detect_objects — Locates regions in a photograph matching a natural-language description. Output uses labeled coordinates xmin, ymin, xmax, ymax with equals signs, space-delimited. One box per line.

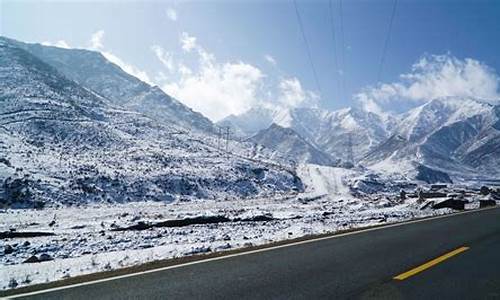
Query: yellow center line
xmin=394 ymin=246 xmax=470 ymax=280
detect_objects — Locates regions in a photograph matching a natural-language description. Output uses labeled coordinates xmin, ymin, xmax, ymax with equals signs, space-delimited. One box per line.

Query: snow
xmin=249 ymin=124 xmax=338 ymax=166
xmin=220 ymin=105 xmax=393 ymax=163
xmin=297 ymin=164 xmax=351 ymax=196
xmin=0 ymin=164 xmax=458 ymax=290
xmin=0 ymin=38 xmax=303 ymax=208
xmin=1 ymin=35 xmax=499 ymax=292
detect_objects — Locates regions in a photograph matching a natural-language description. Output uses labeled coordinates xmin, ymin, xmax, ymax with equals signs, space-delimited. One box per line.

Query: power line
xmin=328 ymin=0 xmax=341 ymax=104
xmin=338 ymin=0 xmax=347 ymax=100
xmin=292 ymin=0 xmax=322 ymax=94
xmin=377 ymin=0 xmax=398 ymax=83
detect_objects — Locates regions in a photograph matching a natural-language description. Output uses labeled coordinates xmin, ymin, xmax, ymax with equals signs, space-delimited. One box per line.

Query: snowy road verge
xmin=0 ymin=198 xmax=453 ymax=291
xmin=1 ymin=164 xmax=459 ymax=291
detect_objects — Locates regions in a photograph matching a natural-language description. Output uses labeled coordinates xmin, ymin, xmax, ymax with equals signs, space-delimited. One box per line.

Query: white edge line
xmin=7 ymin=206 xmax=497 ymax=298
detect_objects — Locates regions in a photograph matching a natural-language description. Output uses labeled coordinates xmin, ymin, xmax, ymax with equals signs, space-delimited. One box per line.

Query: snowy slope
xmin=363 ymin=97 xmax=500 ymax=181
xmin=221 ymin=96 xmax=500 ymax=182
xmin=8 ymin=37 xmax=215 ymax=133
xmin=248 ymin=123 xmax=339 ymax=166
xmin=220 ymin=105 xmax=395 ymax=162
xmin=0 ymin=37 xmax=303 ymax=208
xmin=297 ymin=164 xmax=352 ymax=196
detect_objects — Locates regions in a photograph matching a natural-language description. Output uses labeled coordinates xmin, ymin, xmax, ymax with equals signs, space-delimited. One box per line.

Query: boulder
xmin=480 ymin=186 xmax=491 ymax=195
xmin=4 ymin=244 xmax=14 ymax=255
xmin=23 ymin=255 xmax=39 ymax=263
xmin=479 ymin=199 xmax=496 ymax=208
xmin=416 ymin=165 xmax=452 ymax=184
xmin=432 ymin=199 xmax=465 ymax=210
xmin=39 ymin=253 xmax=54 ymax=262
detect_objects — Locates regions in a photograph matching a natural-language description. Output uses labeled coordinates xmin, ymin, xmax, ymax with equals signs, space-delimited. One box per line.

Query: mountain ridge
xmin=248 ymin=123 xmax=339 ymax=167
xmin=0 ymin=37 xmax=303 ymax=208
xmin=4 ymin=37 xmax=216 ymax=133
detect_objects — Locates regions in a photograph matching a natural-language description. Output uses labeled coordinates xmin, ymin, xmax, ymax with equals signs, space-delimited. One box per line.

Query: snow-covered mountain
xmin=363 ymin=97 xmax=500 ymax=181
xmin=220 ymin=96 xmax=500 ymax=182
xmin=248 ymin=123 xmax=339 ymax=166
xmin=8 ymin=37 xmax=215 ymax=133
xmin=0 ymin=37 xmax=303 ymax=208
xmin=219 ymin=105 xmax=395 ymax=163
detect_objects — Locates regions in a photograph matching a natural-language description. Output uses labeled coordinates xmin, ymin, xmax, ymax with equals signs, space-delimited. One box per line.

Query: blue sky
xmin=2 ymin=0 xmax=500 ymax=120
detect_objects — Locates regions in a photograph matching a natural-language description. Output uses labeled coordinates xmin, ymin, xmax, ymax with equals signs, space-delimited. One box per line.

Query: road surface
xmin=7 ymin=207 xmax=500 ymax=299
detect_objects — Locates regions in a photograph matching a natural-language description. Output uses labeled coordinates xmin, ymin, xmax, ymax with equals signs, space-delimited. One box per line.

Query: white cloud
xmin=180 ymin=32 xmax=197 ymax=52
xmin=356 ymin=54 xmax=500 ymax=112
xmin=151 ymin=45 xmax=174 ymax=72
xmin=89 ymin=30 xmax=105 ymax=50
xmin=41 ymin=40 xmax=71 ymax=49
xmin=164 ymin=61 xmax=264 ymax=122
xmin=178 ymin=63 xmax=193 ymax=77
xmin=278 ymin=77 xmax=318 ymax=108
xmin=156 ymin=32 xmax=267 ymax=121
xmin=156 ymin=32 xmax=319 ymax=121
xmin=166 ymin=8 xmax=178 ymax=21
xmin=264 ymin=54 xmax=277 ymax=66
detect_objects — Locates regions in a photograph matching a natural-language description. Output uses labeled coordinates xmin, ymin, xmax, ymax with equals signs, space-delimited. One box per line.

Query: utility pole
xmin=216 ymin=126 xmax=221 ymax=150
xmin=347 ymin=133 xmax=354 ymax=165
xmin=225 ymin=126 xmax=230 ymax=157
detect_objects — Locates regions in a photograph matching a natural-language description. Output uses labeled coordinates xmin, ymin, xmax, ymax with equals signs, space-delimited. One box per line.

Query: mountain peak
xmin=249 ymin=123 xmax=339 ymax=166
xmin=9 ymin=37 xmax=215 ymax=133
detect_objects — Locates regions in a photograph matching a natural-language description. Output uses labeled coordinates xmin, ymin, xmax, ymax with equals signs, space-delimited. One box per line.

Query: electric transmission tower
xmin=225 ymin=126 xmax=231 ymax=157
xmin=347 ymin=133 xmax=354 ymax=164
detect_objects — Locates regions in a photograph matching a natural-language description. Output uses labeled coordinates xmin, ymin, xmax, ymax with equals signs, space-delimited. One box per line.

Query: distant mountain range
xmin=363 ymin=97 xmax=500 ymax=180
xmin=248 ymin=123 xmax=339 ymax=167
xmin=1 ymin=35 xmax=499 ymax=209
xmin=219 ymin=105 xmax=395 ymax=163
xmin=220 ymin=98 xmax=500 ymax=183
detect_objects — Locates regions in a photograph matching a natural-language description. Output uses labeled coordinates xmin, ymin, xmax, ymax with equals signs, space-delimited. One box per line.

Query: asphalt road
xmin=8 ymin=207 xmax=500 ymax=300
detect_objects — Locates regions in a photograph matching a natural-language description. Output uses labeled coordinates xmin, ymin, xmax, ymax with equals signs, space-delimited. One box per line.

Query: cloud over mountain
xmin=357 ymin=54 xmax=500 ymax=113
xmin=157 ymin=32 xmax=319 ymax=121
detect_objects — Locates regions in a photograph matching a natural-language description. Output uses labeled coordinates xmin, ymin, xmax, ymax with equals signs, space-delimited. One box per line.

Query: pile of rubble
xmin=399 ymin=184 xmax=500 ymax=211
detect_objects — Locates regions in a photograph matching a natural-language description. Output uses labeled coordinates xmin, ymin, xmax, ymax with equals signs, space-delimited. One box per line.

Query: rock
xmin=415 ymin=165 xmax=452 ymax=184
xmin=480 ymin=186 xmax=491 ymax=195
xmin=24 ymin=255 xmax=39 ymax=263
xmin=22 ymin=275 xmax=32 ymax=284
xmin=39 ymin=253 xmax=54 ymax=262
xmin=8 ymin=278 xmax=18 ymax=289
xmin=479 ymin=199 xmax=496 ymax=208
xmin=432 ymin=199 xmax=465 ymax=210
xmin=217 ymin=243 xmax=232 ymax=250
xmin=222 ymin=234 xmax=231 ymax=241
xmin=4 ymin=244 xmax=14 ymax=255
xmin=23 ymin=241 xmax=30 ymax=247
xmin=70 ymin=225 xmax=86 ymax=229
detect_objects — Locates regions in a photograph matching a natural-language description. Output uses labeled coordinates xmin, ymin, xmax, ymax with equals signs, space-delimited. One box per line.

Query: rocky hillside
xmin=0 ymin=37 xmax=303 ymax=208
xmin=219 ymin=105 xmax=395 ymax=163
xmin=248 ymin=123 xmax=339 ymax=166
xmin=9 ymin=37 xmax=216 ymax=133
xmin=363 ymin=97 xmax=500 ymax=181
